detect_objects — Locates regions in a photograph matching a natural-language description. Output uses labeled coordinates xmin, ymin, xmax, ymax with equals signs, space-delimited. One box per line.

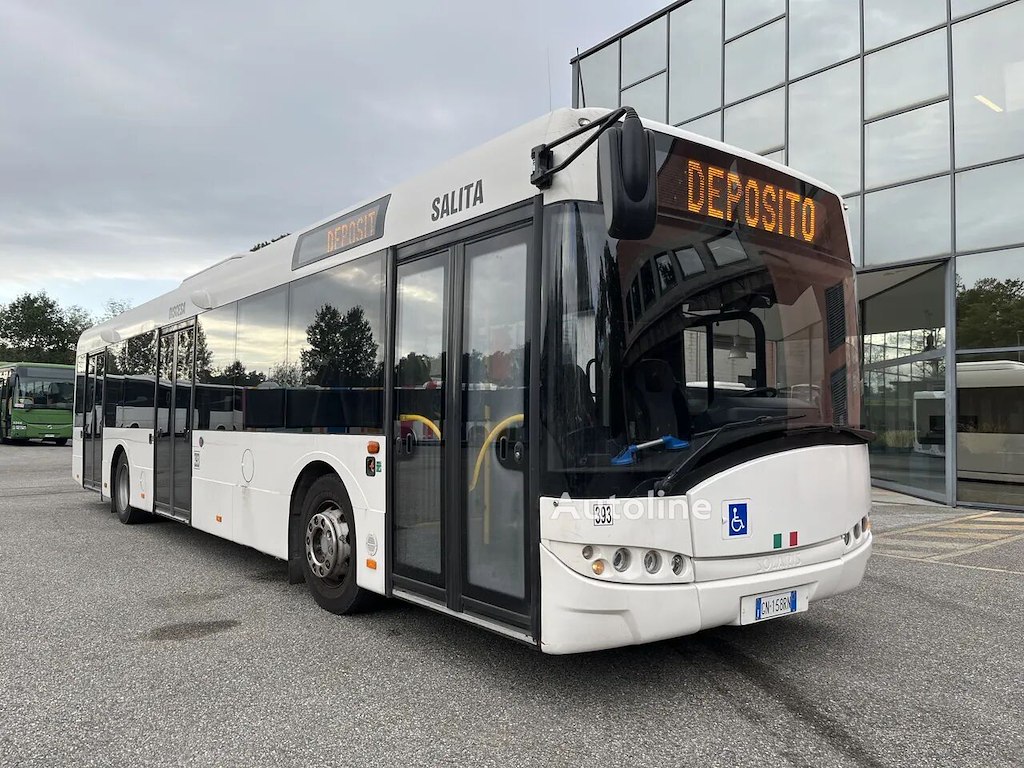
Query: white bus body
xmin=73 ymin=108 xmax=871 ymax=653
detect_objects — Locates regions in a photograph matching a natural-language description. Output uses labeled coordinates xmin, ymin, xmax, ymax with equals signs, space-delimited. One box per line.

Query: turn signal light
xmin=591 ymin=560 xmax=606 ymax=576
xmin=366 ymin=558 xmax=378 ymax=570
xmin=367 ymin=441 xmax=380 ymax=454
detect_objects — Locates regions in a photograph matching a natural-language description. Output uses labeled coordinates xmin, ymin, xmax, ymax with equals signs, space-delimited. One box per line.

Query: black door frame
xmin=386 ymin=200 xmax=540 ymax=633
xmin=153 ymin=319 xmax=196 ymax=521
xmin=83 ymin=351 xmax=104 ymax=490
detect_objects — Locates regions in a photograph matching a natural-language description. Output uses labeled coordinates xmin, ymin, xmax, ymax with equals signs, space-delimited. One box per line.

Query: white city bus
xmin=73 ymin=107 xmax=872 ymax=653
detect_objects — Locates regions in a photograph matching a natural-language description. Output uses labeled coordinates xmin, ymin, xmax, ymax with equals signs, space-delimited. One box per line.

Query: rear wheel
xmin=112 ymin=452 xmax=150 ymax=524
xmin=299 ymin=474 xmax=376 ymax=614
xmin=55 ymin=438 xmax=68 ymax=446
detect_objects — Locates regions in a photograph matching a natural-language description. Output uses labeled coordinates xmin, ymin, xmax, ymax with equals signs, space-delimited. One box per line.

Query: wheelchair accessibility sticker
xmin=723 ymin=500 xmax=750 ymax=539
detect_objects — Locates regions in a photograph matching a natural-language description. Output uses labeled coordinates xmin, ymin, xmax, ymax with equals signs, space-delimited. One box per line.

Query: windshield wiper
xmin=652 ymin=414 xmax=806 ymax=496
xmin=611 ymin=434 xmax=690 ymax=466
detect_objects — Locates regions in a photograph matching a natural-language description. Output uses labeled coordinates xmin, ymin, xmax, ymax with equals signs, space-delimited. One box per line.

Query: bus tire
xmin=299 ymin=474 xmax=375 ymax=615
xmin=55 ymin=438 xmax=68 ymax=446
xmin=112 ymin=452 xmax=150 ymax=524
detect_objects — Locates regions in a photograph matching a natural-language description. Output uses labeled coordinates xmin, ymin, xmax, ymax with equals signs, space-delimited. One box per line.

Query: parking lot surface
xmin=1 ymin=443 xmax=1021 ymax=767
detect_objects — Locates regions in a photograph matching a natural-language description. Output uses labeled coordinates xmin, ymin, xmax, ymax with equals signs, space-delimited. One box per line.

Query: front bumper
xmin=539 ymin=533 xmax=872 ymax=654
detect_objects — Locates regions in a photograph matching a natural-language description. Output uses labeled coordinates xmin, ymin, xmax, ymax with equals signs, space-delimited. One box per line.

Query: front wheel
xmin=112 ymin=452 xmax=151 ymax=524
xmin=54 ymin=438 xmax=68 ymax=446
xmin=299 ymin=475 xmax=376 ymax=614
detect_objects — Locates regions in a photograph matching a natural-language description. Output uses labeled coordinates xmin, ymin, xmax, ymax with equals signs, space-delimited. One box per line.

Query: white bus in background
xmin=73 ymin=107 xmax=872 ymax=654
xmin=914 ymin=360 xmax=1024 ymax=484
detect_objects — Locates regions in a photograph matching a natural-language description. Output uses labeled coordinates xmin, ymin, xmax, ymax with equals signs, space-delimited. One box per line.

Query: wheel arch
xmin=109 ymin=443 xmax=128 ymax=514
xmin=286 ymin=457 xmax=361 ymax=584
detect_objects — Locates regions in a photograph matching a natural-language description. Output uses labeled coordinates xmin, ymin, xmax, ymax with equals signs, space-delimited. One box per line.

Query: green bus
xmin=0 ymin=362 xmax=74 ymax=445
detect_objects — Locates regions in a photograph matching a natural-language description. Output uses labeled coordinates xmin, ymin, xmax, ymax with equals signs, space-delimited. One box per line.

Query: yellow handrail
xmin=398 ymin=413 xmax=442 ymax=440
xmin=469 ymin=413 xmax=525 ymax=491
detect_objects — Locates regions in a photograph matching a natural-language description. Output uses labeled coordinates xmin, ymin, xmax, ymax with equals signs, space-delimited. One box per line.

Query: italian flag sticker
xmin=773 ymin=531 xmax=799 ymax=549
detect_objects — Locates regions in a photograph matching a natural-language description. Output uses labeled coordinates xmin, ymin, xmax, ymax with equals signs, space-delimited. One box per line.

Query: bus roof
xmin=76 ymin=108 xmax=844 ymax=356
xmin=0 ymin=362 xmax=75 ymax=371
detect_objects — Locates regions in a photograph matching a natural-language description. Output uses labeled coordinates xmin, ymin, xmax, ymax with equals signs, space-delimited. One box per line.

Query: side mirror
xmin=598 ymin=108 xmax=658 ymax=240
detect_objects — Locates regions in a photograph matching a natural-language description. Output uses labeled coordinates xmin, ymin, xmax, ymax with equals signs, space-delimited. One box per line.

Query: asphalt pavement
xmin=1 ymin=442 xmax=1021 ymax=767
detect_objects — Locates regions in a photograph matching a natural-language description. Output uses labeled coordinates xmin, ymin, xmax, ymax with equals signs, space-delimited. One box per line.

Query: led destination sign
xmin=663 ymin=159 xmax=825 ymax=246
xmin=292 ymin=195 xmax=390 ymax=270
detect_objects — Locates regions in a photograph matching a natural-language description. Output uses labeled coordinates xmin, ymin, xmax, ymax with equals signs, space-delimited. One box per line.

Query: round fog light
xmin=612 ymin=548 xmax=631 ymax=572
xmin=671 ymin=553 xmax=685 ymax=575
xmin=592 ymin=560 xmax=606 ymax=576
xmin=582 ymin=545 xmax=593 ymax=560
xmin=643 ymin=550 xmax=661 ymax=574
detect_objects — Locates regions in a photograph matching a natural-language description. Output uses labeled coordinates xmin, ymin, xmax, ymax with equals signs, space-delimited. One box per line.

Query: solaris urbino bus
xmin=0 ymin=361 xmax=74 ymax=445
xmin=73 ymin=108 xmax=872 ymax=653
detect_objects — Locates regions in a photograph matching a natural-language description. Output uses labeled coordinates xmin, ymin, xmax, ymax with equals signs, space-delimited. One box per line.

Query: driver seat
xmin=631 ymin=359 xmax=691 ymax=440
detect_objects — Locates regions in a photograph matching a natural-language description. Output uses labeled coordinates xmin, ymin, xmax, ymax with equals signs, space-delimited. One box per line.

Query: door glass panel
xmin=155 ymin=333 xmax=174 ymax=510
xmin=462 ymin=231 xmax=529 ymax=603
xmin=174 ymin=328 xmax=194 ymax=514
xmin=393 ymin=253 xmax=448 ymax=586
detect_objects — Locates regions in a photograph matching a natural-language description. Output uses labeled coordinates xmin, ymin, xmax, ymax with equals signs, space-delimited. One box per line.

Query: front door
xmin=83 ymin=353 xmax=104 ymax=490
xmin=154 ymin=324 xmax=195 ymax=520
xmin=391 ymin=223 xmax=532 ymax=625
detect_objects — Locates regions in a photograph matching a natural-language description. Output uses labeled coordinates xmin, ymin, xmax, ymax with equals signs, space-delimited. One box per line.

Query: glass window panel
xmin=956 ymin=248 xmax=1024 ymax=350
xmin=952 ymin=2 xmax=1024 ymax=167
xmin=789 ymin=60 xmax=862 ymax=195
xmin=956 ymin=158 xmax=1024 ymax=252
xmin=725 ymin=0 xmax=784 ymax=38
xmin=865 ymin=102 xmax=951 ymax=189
xmin=286 ymin=253 xmax=386 ymax=431
xmin=724 ymin=88 xmax=784 ymax=154
xmin=111 ymin=331 xmax=156 ymax=430
xmin=865 ymin=30 xmax=948 ymax=119
xmin=864 ymin=0 xmax=947 ymax=50
xmin=952 ymin=0 xmax=1006 ymax=18
xmin=621 ymin=16 xmax=667 ymax=87
xmin=860 ymin=264 xmax=947 ymax=496
xmin=195 ymin=304 xmax=238 ymax=431
xmin=844 ymin=195 xmax=862 ymax=266
xmin=669 ymin=0 xmax=722 ymax=122
xmin=864 ymin=176 xmax=951 ymax=264
xmin=762 ymin=149 xmax=785 ymax=164
xmin=236 ymin=286 xmax=288 ymax=430
xmin=725 ymin=19 xmax=785 ymax=103
xmin=956 ymin=351 xmax=1024 ymax=507
xmin=681 ymin=111 xmax=721 ymax=141
xmin=621 ymin=72 xmax=667 ymax=122
xmin=789 ymin=0 xmax=860 ymax=78
xmin=578 ymin=43 xmax=619 ymax=109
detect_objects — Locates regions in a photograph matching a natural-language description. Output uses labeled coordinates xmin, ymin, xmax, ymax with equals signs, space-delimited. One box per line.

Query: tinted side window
xmin=287 ymin=252 xmax=386 ymax=431
xmin=195 ymin=303 xmax=238 ymax=431
xmin=104 ymin=343 xmax=125 ymax=428
xmin=236 ymin=287 xmax=288 ymax=430
xmin=114 ymin=331 xmax=156 ymax=429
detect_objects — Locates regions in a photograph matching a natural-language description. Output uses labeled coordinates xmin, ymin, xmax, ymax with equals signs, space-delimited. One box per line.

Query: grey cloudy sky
xmin=0 ymin=0 xmax=665 ymax=315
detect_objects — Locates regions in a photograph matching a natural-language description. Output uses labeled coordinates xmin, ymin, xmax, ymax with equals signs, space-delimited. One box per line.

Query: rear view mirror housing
xmin=598 ymin=109 xmax=658 ymax=240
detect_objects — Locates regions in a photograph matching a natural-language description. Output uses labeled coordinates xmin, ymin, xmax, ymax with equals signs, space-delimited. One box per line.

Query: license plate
xmin=44 ymin=434 xmax=55 ymax=438
xmin=741 ymin=587 xmax=807 ymax=624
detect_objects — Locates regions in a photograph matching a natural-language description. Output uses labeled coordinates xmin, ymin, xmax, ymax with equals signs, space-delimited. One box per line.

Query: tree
xmin=250 ymin=234 xmax=291 ymax=252
xmin=300 ymin=304 xmax=380 ymax=386
xmin=0 ymin=292 xmax=92 ymax=364
xmin=99 ymin=299 xmax=132 ymax=322
xmin=956 ymin=276 xmax=1024 ymax=350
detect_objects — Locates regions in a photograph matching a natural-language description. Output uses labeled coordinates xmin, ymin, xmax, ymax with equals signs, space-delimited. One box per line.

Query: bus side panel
xmin=71 ymin=428 xmax=83 ymax=484
xmin=191 ymin=430 xmax=387 ymax=595
xmin=105 ymin=427 xmax=155 ymax=512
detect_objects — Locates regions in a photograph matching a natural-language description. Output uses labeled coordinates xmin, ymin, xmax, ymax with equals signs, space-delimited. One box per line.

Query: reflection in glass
xmin=236 ymin=286 xmax=288 ymax=430
xmin=789 ymin=0 xmax=860 ymax=78
xmin=952 ymin=0 xmax=1005 ymax=17
xmin=621 ymin=17 xmax=666 ymax=87
xmin=956 ymin=248 xmax=1024 ymax=350
xmin=789 ymin=61 xmax=862 ymax=195
xmin=463 ymin=233 xmax=529 ymax=603
xmin=669 ymin=0 xmax=722 ymax=123
xmin=681 ymin=112 xmax=721 ymax=141
xmin=724 ymin=88 xmax=784 ymax=154
xmin=578 ymin=44 xmax=619 ymax=109
xmin=865 ymin=102 xmax=950 ymax=189
xmin=861 ymin=263 xmax=947 ymax=496
xmin=725 ymin=19 xmax=785 ymax=103
xmin=762 ymin=149 xmax=785 ymax=164
xmin=844 ymin=195 xmax=862 ymax=267
xmin=956 ymin=351 xmax=1024 ymax=506
xmin=864 ymin=0 xmax=946 ymax=50
xmin=725 ymin=0 xmax=784 ymax=38
xmin=195 ymin=304 xmax=237 ymax=431
xmin=621 ymin=73 xmax=666 ymax=122
xmin=955 ymin=157 xmax=1024 ymax=252
xmin=110 ymin=330 xmax=156 ymax=430
xmin=864 ymin=176 xmax=951 ymax=264
xmin=952 ymin=2 xmax=1024 ymax=167
xmin=865 ymin=30 xmax=948 ymax=119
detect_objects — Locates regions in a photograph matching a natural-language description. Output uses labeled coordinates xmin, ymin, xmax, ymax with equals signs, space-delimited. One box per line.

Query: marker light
xmin=592 ymin=560 xmax=606 ymax=576
xmin=643 ymin=550 xmax=661 ymax=574
xmin=367 ymin=441 xmax=380 ymax=454
xmin=862 ymin=515 xmax=871 ymax=532
xmin=582 ymin=545 xmax=594 ymax=560
xmin=613 ymin=548 xmax=630 ymax=572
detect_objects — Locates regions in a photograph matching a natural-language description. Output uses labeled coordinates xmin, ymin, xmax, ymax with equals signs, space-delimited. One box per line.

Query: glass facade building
xmin=572 ymin=0 xmax=1024 ymax=509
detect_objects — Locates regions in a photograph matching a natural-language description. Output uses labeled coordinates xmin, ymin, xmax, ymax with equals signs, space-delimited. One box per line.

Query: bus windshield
xmin=16 ymin=366 xmax=75 ymax=409
xmin=541 ymin=134 xmax=859 ymax=496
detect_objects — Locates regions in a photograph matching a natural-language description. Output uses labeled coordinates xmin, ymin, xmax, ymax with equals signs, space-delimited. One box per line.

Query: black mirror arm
xmin=531 ymin=107 xmax=632 ymax=189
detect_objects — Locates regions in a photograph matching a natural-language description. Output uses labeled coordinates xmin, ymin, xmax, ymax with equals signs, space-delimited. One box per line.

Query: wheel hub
xmin=305 ymin=506 xmax=351 ymax=580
